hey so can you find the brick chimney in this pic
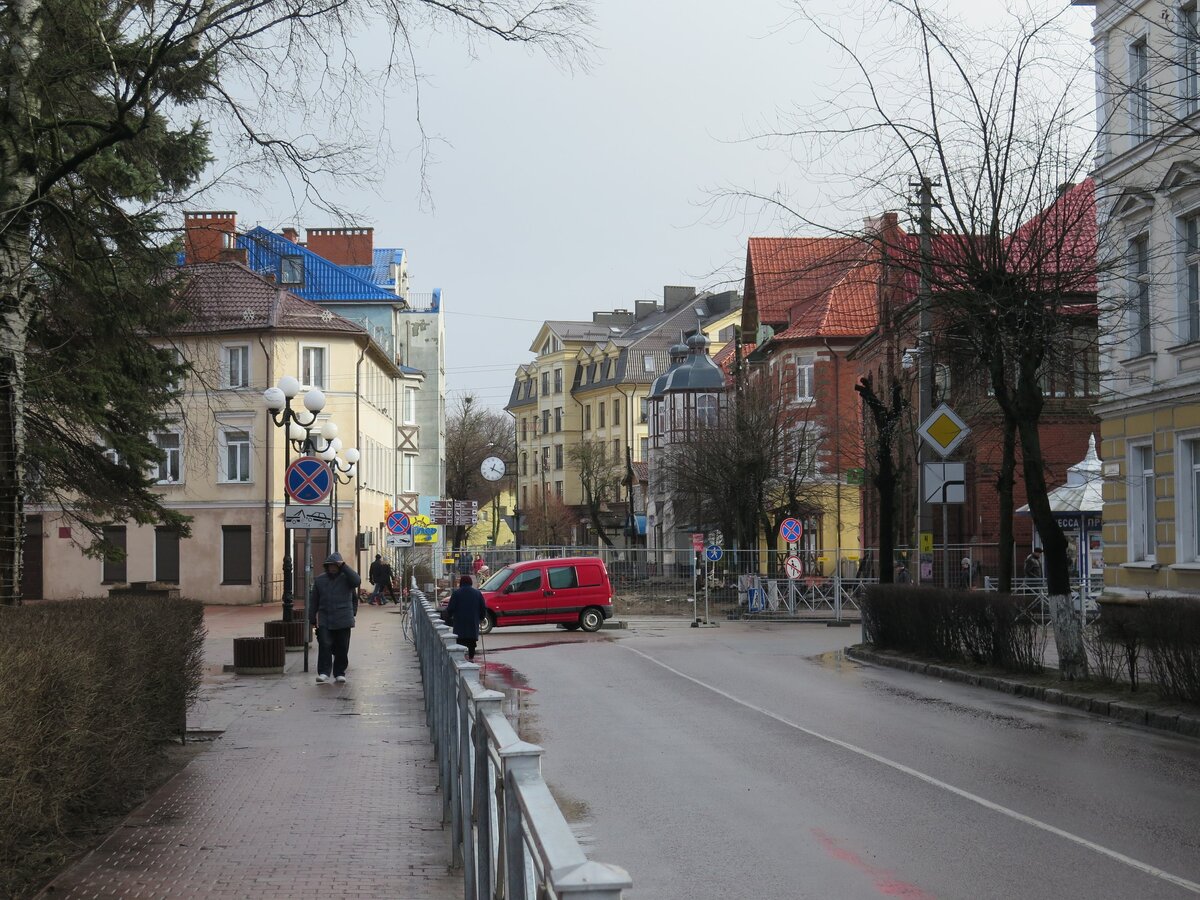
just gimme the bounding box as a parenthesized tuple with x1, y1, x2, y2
(281, 227, 300, 244)
(184, 211, 237, 264)
(305, 227, 374, 266)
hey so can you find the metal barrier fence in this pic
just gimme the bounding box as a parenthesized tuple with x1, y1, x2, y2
(411, 590, 631, 899)
(981, 577, 1103, 623)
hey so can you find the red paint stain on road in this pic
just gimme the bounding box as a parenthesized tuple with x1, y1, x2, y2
(812, 828, 935, 899)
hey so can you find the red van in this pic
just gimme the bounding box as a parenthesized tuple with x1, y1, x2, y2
(472, 557, 614, 634)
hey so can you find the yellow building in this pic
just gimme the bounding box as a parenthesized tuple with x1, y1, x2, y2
(1076, 0, 1200, 597)
(507, 287, 740, 546)
(464, 487, 517, 547)
(25, 261, 423, 603)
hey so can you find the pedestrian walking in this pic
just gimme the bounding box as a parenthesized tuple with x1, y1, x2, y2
(473, 554, 485, 577)
(309, 552, 361, 684)
(368, 554, 384, 605)
(444, 574, 487, 661)
(375, 557, 397, 605)
(960, 556, 973, 590)
(896, 561, 911, 584)
(1024, 547, 1043, 581)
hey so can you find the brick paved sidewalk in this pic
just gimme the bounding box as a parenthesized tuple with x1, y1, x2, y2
(41, 603, 459, 899)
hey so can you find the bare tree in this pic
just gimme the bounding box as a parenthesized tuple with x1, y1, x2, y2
(740, 0, 1106, 677)
(523, 491, 577, 546)
(0, 0, 592, 604)
(566, 439, 622, 547)
(444, 394, 515, 548)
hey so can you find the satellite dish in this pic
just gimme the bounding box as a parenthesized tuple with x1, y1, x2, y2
(755, 324, 775, 345)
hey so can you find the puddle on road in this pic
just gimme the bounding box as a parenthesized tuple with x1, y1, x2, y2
(868, 680, 1044, 730)
(811, 650, 863, 672)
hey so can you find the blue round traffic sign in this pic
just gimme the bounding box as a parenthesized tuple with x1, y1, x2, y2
(780, 517, 803, 543)
(285, 456, 332, 504)
(387, 511, 411, 535)
(705, 545, 723, 562)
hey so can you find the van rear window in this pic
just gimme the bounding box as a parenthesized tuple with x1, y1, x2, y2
(576, 564, 602, 587)
(548, 566, 578, 589)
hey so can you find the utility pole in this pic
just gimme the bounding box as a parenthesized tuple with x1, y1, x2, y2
(912, 175, 937, 583)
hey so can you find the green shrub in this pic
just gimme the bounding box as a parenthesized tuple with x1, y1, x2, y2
(0, 596, 205, 897)
(862, 585, 1043, 673)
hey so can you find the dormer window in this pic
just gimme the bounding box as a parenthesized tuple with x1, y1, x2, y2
(281, 255, 304, 286)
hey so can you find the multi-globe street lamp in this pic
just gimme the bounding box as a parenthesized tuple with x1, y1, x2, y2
(263, 375, 326, 622)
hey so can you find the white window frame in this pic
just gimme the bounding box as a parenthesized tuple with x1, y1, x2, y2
(1176, 434, 1200, 564)
(1129, 36, 1151, 142)
(1182, 2, 1200, 116)
(219, 427, 253, 484)
(1184, 212, 1200, 342)
(222, 343, 251, 389)
(280, 254, 304, 286)
(1129, 234, 1152, 356)
(403, 386, 418, 424)
(299, 343, 328, 390)
(154, 430, 183, 485)
(402, 453, 417, 493)
(1128, 442, 1156, 562)
(795, 357, 815, 402)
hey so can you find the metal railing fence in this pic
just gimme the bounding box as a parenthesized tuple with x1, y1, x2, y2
(411, 590, 631, 899)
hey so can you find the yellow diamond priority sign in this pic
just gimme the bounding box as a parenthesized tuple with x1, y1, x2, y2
(917, 403, 970, 457)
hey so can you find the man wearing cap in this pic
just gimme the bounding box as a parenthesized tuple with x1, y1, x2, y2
(308, 552, 361, 684)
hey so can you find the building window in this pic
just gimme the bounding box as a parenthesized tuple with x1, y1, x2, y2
(1129, 444, 1156, 561)
(1130, 37, 1150, 141)
(224, 344, 250, 388)
(280, 254, 304, 286)
(541, 409, 550, 434)
(555, 407, 563, 432)
(599, 403, 606, 428)
(300, 345, 327, 389)
(554, 444, 564, 470)
(639, 397, 649, 423)
(1130, 235, 1151, 356)
(640, 436, 649, 459)
(102, 526, 126, 584)
(521, 452, 528, 476)
(542, 372, 550, 395)
(554, 368, 563, 393)
(643, 354, 655, 373)
(1185, 214, 1200, 342)
(221, 429, 252, 483)
(404, 386, 417, 424)
(934, 363, 951, 404)
(613, 400, 621, 427)
(584, 405, 592, 431)
(541, 446, 550, 471)
(403, 454, 417, 492)
(555, 481, 564, 499)
(155, 527, 180, 584)
(613, 438, 620, 460)
(154, 432, 182, 484)
(1184, 4, 1199, 114)
(1182, 438, 1200, 563)
(222, 525, 253, 585)
(796, 359, 815, 402)
(520, 417, 528, 442)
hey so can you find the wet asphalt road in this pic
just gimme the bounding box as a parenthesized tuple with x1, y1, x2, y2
(476, 618, 1200, 900)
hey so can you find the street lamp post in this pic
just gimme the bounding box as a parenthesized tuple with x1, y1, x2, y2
(321, 447, 359, 553)
(263, 376, 326, 623)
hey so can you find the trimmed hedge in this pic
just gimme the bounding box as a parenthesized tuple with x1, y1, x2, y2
(861, 585, 1044, 673)
(1088, 597, 1200, 704)
(0, 596, 205, 897)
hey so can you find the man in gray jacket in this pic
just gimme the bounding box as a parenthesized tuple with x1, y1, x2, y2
(308, 552, 361, 684)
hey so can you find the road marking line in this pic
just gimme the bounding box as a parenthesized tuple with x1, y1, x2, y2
(622, 644, 1200, 895)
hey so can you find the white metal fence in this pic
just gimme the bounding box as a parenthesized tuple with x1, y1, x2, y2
(412, 590, 631, 899)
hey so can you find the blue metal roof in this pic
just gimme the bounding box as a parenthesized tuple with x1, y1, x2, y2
(237, 227, 400, 303)
(344, 248, 406, 290)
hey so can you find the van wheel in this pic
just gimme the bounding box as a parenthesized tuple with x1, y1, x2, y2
(579, 608, 604, 633)
(480, 612, 495, 635)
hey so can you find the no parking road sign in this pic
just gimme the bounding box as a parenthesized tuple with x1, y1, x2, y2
(780, 517, 803, 544)
(705, 545, 723, 562)
(285, 456, 332, 504)
(387, 511, 412, 535)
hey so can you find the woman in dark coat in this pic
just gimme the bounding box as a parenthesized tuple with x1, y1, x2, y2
(444, 575, 487, 660)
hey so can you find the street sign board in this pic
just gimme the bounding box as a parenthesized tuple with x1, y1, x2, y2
(285, 456, 332, 504)
(430, 499, 478, 526)
(923, 462, 966, 504)
(387, 511, 411, 534)
(784, 554, 805, 579)
(691, 532, 705, 552)
(917, 404, 970, 457)
(919, 532, 934, 554)
(780, 518, 803, 544)
(284, 505, 334, 529)
(705, 545, 723, 562)
(386, 532, 414, 548)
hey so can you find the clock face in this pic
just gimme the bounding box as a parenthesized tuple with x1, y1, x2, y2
(480, 455, 506, 481)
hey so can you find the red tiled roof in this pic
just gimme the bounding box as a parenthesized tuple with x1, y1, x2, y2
(713, 339, 755, 375)
(172, 262, 367, 336)
(746, 237, 870, 327)
(775, 259, 880, 340)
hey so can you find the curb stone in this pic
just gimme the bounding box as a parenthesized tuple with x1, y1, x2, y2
(846, 645, 1200, 740)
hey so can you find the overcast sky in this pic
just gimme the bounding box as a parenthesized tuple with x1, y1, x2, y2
(203, 0, 1093, 411)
